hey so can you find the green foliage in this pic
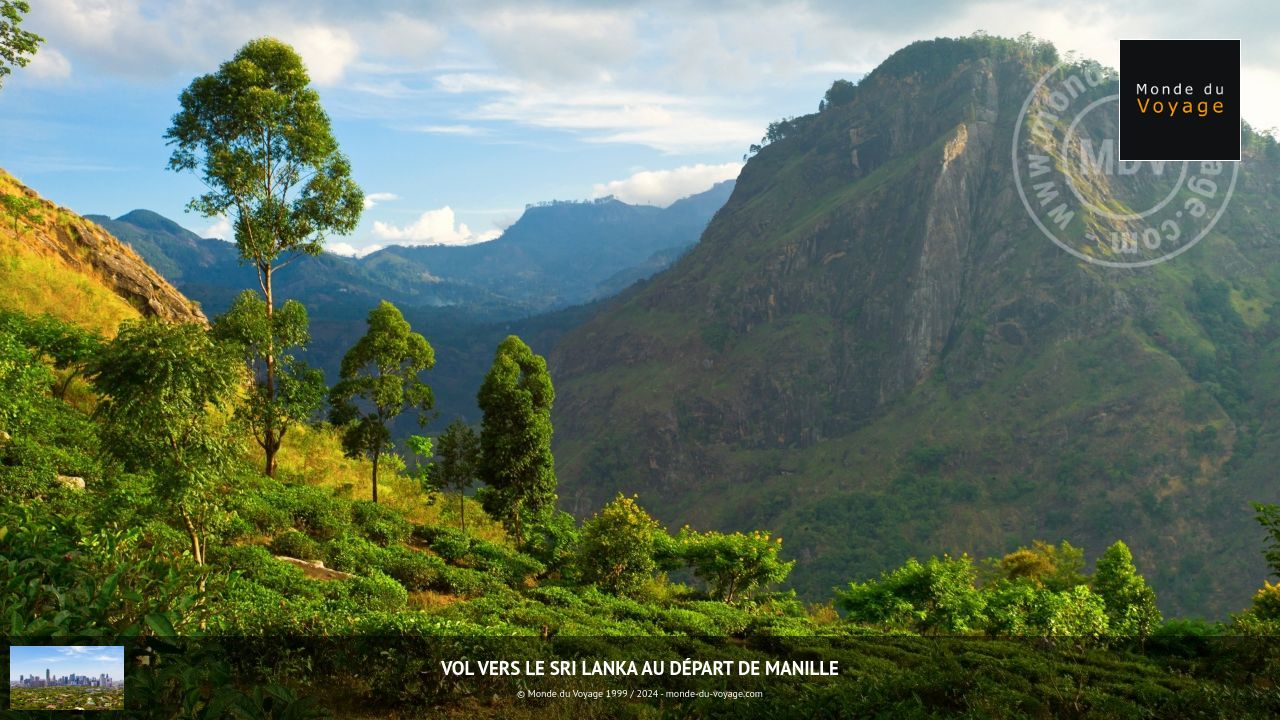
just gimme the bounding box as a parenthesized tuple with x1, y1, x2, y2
(212, 543, 315, 598)
(381, 547, 445, 591)
(274, 483, 352, 541)
(1251, 581, 1280, 620)
(413, 524, 471, 561)
(0, 310, 103, 400)
(351, 499, 413, 546)
(324, 534, 387, 575)
(212, 290, 327, 474)
(995, 540, 1087, 591)
(576, 494, 662, 596)
(269, 529, 323, 561)
(477, 335, 556, 543)
(0, 1, 42, 89)
(0, 327, 50, 435)
(0, 192, 41, 238)
(838, 554, 986, 634)
(675, 527, 794, 603)
(329, 301, 435, 503)
(346, 569, 408, 612)
(165, 37, 363, 267)
(424, 418, 480, 533)
(92, 319, 241, 566)
(1093, 541, 1162, 638)
(1255, 502, 1280, 578)
(0, 501, 210, 635)
(523, 509, 580, 576)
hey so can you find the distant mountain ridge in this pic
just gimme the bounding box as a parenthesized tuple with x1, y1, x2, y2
(95, 180, 735, 319)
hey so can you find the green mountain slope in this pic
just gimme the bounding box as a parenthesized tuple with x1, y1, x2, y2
(549, 37, 1280, 618)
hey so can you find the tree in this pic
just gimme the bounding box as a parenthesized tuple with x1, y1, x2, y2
(211, 290, 326, 474)
(997, 540, 1086, 591)
(1092, 541, 1162, 638)
(576, 494, 662, 596)
(0, 1, 41, 90)
(477, 335, 556, 544)
(166, 37, 363, 477)
(424, 418, 480, 533)
(1, 193, 41, 238)
(676, 527, 794, 603)
(329, 301, 434, 503)
(819, 79, 857, 111)
(838, 554, 986, 634)
(91, 320, 240, 571)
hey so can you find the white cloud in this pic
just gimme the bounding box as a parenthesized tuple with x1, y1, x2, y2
(439, 74, 763, 153)
(593, 162, 742, 206)
(281, 26, 358, 86)
(415, 124, 486, 136)
(201, 216, 231, 240)
(371, 206, 502, 246)
(362, 192, 399, 210)
(327, 242, 383, 258)
(26, 47, 72, 80)
(467, 8, 638, 84)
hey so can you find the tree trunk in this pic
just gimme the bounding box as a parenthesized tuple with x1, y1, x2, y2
(263, 264, 278, 478)
(182, 512, 203, 565)
(371, 448, 380, 504)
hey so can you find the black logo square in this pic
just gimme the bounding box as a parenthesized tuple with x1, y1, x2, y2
(1119, 39, 1240, 161)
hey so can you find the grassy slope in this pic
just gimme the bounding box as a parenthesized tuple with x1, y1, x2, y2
(0, 170, 140, 336)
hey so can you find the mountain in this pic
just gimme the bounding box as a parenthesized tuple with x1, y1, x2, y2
(96, 182, 733, 431)
(548, 36, 1280, 618)
(87, 211, 516, 320)
(363, 180, 735, 311)
(0, 170, 205, 334)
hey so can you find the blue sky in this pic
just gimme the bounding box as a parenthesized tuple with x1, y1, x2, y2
(9, 645, 125, 682)
(1, 1, 1277, 256)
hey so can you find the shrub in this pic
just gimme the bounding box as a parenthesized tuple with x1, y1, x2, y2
(468, 539, 546, 585)
(325, 534, 388, 574)
(234, 491, 292, 534)
(270, 530, 324, 561)
(675, 528, 795, 603)
(415, 524, 471, 561)
(435, 565, 498, 597)
(524, 510, 580, 573)
(278, 485, 351, 540)
(576, 494, 663, 596)
(838, 554, 986, 633)
(383, 548, 446, 591)
(352, 500, 412, 546)
(214, 544, 313, 597)
(346, 570, 408, 612)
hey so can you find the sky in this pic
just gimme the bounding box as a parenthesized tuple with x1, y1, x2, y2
(1, 1, 1277, 256)
(9, 645, 125, 682)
